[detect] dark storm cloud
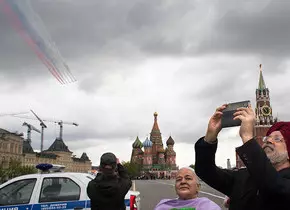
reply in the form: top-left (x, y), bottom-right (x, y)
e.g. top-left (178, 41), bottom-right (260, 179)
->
top-left (1, 0), bottom-right (290, 78)
top-left (2, 0), bottom-right (195, 58)
top-left (0, 0), bottom-right (195, 83)
top-left (0, 10), bottom-right (44, 79)
top-left (31, 0), bottom-right (195, 58)
top-left (2, 0), bottom-right (290, 56)
top-left (199, 1), bottom-right (290, 62)
top-left (0, 1), bottom-right (62, 81)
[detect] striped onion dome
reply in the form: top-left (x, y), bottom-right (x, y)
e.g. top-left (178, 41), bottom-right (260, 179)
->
top-left (132, 136), bottom-right (143, 148)
top-left (143, 137), bottom-right (153, 148)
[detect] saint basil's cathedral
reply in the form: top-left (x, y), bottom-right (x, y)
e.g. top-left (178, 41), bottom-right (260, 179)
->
top-left (130, 112), bottom-right (178, 178)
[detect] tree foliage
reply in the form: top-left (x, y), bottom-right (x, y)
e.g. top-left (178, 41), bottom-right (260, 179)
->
top-left (189, 164), bottom-right (195, 169)
top-left (0, 160), bottom-right (37, 183)
top-left (121, 161), bottom-right (141, 178)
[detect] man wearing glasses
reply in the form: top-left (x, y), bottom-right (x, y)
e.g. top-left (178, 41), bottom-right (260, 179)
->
top-left (194, 104), bottom-right (290, 210)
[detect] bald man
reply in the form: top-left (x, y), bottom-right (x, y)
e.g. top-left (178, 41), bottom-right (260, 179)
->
top-left (154, 167), bottom-right (221, 210)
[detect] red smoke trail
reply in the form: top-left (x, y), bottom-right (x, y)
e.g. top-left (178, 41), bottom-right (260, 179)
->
top-left (0, 0), bottom-right (65, 84)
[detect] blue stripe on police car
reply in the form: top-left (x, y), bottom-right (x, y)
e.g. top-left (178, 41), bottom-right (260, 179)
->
top-left (0, 199), bottom-right (130, 210)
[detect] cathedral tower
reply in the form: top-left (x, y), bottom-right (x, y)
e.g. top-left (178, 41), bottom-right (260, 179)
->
top-left (157, 147), bottom-right (166, 165)
top-left (165, 136), bottom-right (176, 168)
top-left (142, 137), bottom-right (153, 170)
top-left (130, 136), bottom-right (144, 165)
top-left (150, 112), bottom-right (163, 164)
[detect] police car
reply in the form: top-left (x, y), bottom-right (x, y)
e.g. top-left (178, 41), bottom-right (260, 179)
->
top-left (0, 164), bottom-right (141, 210)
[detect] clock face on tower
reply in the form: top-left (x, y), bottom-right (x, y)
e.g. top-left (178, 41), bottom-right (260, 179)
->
top-left (261, 105), bottom-right (271, 116)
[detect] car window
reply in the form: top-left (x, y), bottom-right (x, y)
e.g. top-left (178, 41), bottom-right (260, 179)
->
top-left (0, 179), bottom-right (36, 206)
top-left (39, 177), bottom-right (80, 203)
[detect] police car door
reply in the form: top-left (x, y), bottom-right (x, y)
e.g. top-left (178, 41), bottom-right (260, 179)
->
top-left (31, 174), bottom-right (89, 210)
top-left (0, 177), bottom-right (39, 210)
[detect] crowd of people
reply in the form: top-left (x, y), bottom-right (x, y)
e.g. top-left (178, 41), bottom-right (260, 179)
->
top-left (86, 103), bottom-right (290, 210)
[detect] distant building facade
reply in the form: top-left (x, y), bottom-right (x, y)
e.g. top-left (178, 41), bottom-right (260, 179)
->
top-left (0, 129), bottom-right (23, 168)
top-left (0, 129), bottom-right (91, 172)
top-left (236, 65), bottom-right (278, 168)
top-left (131, 112), bottom-right (178, 178)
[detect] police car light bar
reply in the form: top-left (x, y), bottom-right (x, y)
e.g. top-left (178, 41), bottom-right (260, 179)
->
top-left (36, 163), bottom-right (66, 173)
top-left (51, 164), bottom-right (66, 172)
top-left (36, 163), bottom-right (53, 172)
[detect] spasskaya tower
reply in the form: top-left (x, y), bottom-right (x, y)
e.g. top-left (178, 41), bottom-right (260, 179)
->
top-left (236, 64), bottom-right (278, 168)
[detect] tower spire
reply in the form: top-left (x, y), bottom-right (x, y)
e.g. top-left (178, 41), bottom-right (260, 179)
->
top-left (255, 64), bottom-right (276, 138)
top-left (150, 112), bottom-right (163, 164)
top-left (258, 64), bottom-right (266, 90)
top-left (152, 112), bottom-right (160, 132)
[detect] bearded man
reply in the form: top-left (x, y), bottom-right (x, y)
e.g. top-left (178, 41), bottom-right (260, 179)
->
top-left (194, 104), bottom-right (290, 210)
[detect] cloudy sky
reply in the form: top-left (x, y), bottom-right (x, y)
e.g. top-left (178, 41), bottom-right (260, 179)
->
top-left (1, 0), bottom-right (290, 168)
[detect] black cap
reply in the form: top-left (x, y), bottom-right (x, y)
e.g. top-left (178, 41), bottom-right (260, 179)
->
top-left (100, 152), bottom-right (117, 166)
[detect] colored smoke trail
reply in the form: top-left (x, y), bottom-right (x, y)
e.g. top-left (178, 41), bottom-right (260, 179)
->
top-left (1, 0), bottom-right (76, 84)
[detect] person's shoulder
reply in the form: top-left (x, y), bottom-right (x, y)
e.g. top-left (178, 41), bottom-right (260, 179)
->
top-left (154, 198), bottom-right (175, 209)
top-left (87, 177), bottom-right (97, 187)
top-left (156, 198), bottom-right (174, 204)
top-left (198, 197), bottom-right (221, 210)
top-left (89, 173), bottom-right (104, 183)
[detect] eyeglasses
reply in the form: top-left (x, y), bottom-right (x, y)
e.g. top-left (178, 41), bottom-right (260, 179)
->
top-left (262, 136), bottom-right (284, 143)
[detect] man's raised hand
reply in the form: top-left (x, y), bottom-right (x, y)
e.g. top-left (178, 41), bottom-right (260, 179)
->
top-left (233, 103), bottom-right (255, 143)
top-left (205, 104), bottom-right (227, 143)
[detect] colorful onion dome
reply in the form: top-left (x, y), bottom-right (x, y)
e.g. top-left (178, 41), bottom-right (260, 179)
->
top-left (143, 137), bottom-right (153, 148)
top-left (166, 136), bottom-right (175, 145)
top-left (132, 136), bottom-right (143, 148)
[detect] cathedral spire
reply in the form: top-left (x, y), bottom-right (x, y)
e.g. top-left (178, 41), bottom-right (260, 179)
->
top-left (258, 64), bottom-right (266, 90)
top-left (152, 112), bottom-right (160, 132)
top-left (150, 112), bottom-right (163, 164)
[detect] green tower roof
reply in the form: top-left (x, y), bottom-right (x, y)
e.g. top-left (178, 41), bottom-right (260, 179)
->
top-left (258, 64), bottom-right (267, 90)
top-left (132, 136), bottom-right (143, 148)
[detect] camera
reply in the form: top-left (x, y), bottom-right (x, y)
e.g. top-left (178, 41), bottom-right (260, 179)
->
top-left (221, 100), bottom-right (250, 128)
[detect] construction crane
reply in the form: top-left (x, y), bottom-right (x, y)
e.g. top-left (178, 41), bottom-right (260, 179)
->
top-left (30, 110), bottom-right (47, 152)
top-left (57, 121), bottom-right (78, 140)
top-left (22, 122), bottom-right (41, 143)
top-left (12, 110), bottom-right (78, 151)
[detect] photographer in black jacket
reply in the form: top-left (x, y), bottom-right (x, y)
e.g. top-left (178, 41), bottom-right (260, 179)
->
top-left (87, 152), bottom-right (132, 210)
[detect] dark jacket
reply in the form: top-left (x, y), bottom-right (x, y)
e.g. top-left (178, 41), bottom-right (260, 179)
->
top-left (87, 163), bottom-right (132, 210)
top-left (195, 137), bottom-right (290, 210)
